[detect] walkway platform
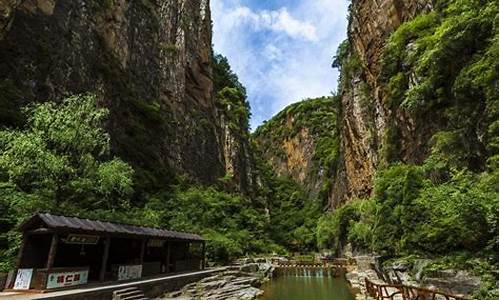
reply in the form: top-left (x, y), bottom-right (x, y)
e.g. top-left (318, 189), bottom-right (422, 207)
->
top-left (0, 268), bottom-right (225, 300)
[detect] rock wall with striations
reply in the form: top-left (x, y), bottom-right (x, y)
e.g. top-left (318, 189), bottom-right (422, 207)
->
top-left (0, 0), bottom-right (235, 187)
top-left (218, 101), bottom-right (260, 197)
top-left (329, 0), bottom-right (433, 208)
top-left (253, 97), bottom-right (338, 201)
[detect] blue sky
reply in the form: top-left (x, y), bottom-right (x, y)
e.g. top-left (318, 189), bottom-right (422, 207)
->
top-left (211, 0), bottom-right (350, 130)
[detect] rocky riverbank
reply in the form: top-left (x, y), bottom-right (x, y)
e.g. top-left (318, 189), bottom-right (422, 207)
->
top-left (344, 256), bottom-right (380, 300)
top-left (160, 259), bottom-right (274, 300)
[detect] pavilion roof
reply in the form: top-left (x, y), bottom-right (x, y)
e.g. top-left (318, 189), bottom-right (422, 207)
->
top-left (20, 213), bottom-right (204, 242)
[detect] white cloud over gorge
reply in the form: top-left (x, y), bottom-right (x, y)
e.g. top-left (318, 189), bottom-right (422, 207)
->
top-left (223, 6), bottom-right (318, 41)
top-left (212, 0), bottom-right (350, 129)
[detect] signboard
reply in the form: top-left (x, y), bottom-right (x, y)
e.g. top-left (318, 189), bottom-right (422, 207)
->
top-left (118, 265), bottom-right (142, 281)
top-left (62, 234), bottom-right (99, 245)
top-left (46, 270), bottom-right (89, 289)
top-left (147, 239), bottom-right (165, 247)
top-left (13, 269), bottom-right (33, 290)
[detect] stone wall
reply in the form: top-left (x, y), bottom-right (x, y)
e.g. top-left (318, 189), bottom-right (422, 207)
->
top-left (16, 269), bottom-right (222, 300)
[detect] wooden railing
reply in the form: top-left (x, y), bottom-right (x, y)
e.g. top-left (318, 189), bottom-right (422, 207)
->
top-left (365, 278), bottom-right (470, 300)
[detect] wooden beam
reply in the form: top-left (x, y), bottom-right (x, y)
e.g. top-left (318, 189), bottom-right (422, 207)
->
top-left (166, 241), bottom-right (171, 273)
top-left (99, 237), bottom-right (111, 282)
top-left (201, 241), bottom-right (206, 270)
top-left (26, 228), bottom-right (53, 235)
top-left (139, 239), bottom-right (146, 265)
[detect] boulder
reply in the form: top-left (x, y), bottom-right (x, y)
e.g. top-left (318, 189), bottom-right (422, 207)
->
top-left (239, 263), bottom-right (259, 273)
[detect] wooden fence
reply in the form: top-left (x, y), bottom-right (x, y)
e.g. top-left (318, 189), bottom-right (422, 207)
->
top-left (365, 278), bottom-right (470, 300)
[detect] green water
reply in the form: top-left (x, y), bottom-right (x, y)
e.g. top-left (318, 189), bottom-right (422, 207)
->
top-left (259, 276), bottom-right (355, 300)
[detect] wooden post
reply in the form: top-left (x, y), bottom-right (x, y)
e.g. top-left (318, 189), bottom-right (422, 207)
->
top-left (99, 237), bottom-right (111, 282)
top-left (201, 241), bottom-right (206, 270)
top-left (140, 239), bottom-right (146, 265)
top-left (46, 233), bottom-right (58, 270)
top-left (8, 235), bottom-right (28, 288)
top-left (166, 241), bottom-right (171, 273)
top-left (43, 233), bottom-right (58, 289)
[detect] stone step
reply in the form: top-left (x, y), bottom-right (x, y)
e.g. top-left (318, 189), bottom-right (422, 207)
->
top-left (121, 295), bottom-right (147, 300)
top-left (119, 290), bottom-right (143, 297)
top-left (113, 286), bottom-right (149, 300)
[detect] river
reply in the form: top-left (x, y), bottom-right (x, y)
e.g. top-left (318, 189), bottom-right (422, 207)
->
top-left (259, 275), bottom-right (355, 300)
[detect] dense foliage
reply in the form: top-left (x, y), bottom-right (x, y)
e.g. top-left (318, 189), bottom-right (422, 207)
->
top-left (140, 185), bottom-right (281, 263)
top-left (381, 0), bottom-right (498, 169)
top-left (213, 54), bottom-right (251, 136)
top-left (316, 163), bottom-right (498, 298)
top-left (262, 174), bottom-right (321, 252)
top-left (0, 54), bottom-right (327, 271)
top-left (0, 94), bottom-right (134, 271)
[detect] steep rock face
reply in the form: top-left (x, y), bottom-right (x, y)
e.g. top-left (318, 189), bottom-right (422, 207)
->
top-left (218, 102), bottom-right (259, 196)
top-left (257, 126), bottom-right (320, 195)
top-left (254, 97), bottom-right (338, 200)
top-left (329, 0), bottom-right (432, 208)
top-left (0, 0), bottom-right (227, 185)
top-left (211, 54), bottom-right (260, 196)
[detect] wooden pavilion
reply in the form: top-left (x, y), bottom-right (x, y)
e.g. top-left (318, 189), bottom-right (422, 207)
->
top-left (4, 213), bottom-right (205, 292)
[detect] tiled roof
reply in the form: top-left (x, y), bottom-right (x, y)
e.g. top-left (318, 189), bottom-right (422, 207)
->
top-left (21, 213), bottom-right (204, 241)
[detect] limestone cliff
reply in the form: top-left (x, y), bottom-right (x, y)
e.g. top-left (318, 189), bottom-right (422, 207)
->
top-left (251, 0), bottom-right (433, 206)
top-left (217, 92), bottom-right (259, 196)
top-left (330, 0), bottom-right (498, 209)
top-left (253, 97), bottom-right (338, 202)
top-left (0, 0), bottom-right (250, 188)
top-left (329, 0), bottom-right (433, 208)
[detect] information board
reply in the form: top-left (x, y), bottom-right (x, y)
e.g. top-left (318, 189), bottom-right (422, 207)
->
top-left (117, 265), bottom-right (142, 281)
top-left (13, 269), bottom-right (33, 290)
top-left (46, 270), bottom-right (89, 289)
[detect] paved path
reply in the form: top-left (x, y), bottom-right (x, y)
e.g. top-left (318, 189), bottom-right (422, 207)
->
top-left (0, 268), bottom-right (226, 300)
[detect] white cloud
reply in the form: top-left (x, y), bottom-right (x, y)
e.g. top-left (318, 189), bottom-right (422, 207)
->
top-left (263, 44), bottom-right (283, 61)
top-left (212, 0), bottom-right (350, 130)
top-left (220, 5), bottom-right (318, 41)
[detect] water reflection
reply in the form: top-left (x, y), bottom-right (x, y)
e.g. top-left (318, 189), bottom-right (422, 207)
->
top-left (259, 275), bottom-right (355, 300)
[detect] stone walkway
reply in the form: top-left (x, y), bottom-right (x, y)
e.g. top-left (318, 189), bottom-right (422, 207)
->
top-left (162, 261), bottom-right (274, 300)
top-left (0, 268), bottom-right (226, 300)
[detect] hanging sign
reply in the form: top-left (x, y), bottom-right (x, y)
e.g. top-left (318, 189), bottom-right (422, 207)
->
top-left (62, 234), bottom-right (99, 245)
top-left (13, 268), bottom-right (33, 290)
top-left (46, 270), bottom-right (89, 289)
top-left (118, 265), bottom-right (142, 281)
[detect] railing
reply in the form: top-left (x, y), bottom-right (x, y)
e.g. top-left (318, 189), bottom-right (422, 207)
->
top-left (365, 278), bottom-right (470, 300)
top-left (273, 258), bottom-right (349, 268)
top-left (276, 261), bottom-right (324, 267)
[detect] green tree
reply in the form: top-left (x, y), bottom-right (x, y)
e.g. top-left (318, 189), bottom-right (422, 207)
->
top-left (157, 186), bottom-right (280, 263)
top-left (0, 94), bottom-right (134, 271)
